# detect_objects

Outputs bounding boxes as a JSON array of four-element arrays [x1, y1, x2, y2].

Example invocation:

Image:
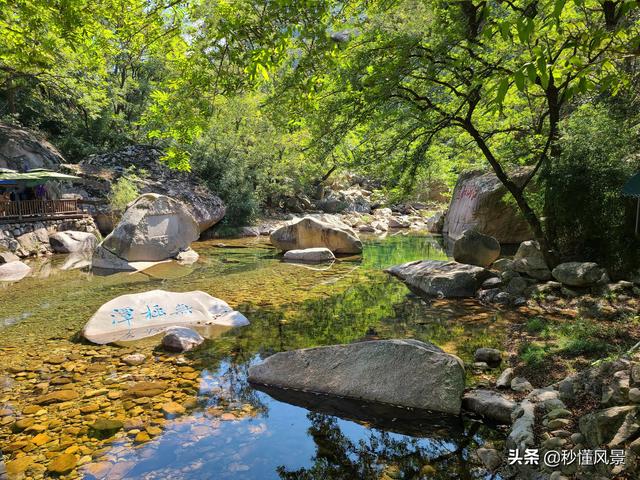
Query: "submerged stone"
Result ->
[[48, 453, 77, 474], [89, 418, 124, 439], [35, 390, 79, 405]]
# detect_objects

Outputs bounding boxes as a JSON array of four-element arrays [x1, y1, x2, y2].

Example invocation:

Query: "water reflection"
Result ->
[[106, 359, 503, 480], [1, 233, 508, 478]]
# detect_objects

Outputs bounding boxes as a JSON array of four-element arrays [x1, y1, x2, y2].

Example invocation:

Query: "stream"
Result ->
[[0, 233, 513, 479]]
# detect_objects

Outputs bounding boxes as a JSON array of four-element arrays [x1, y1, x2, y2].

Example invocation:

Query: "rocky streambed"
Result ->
[[0, 234, 519, 479], [1, 234, 638, 479]]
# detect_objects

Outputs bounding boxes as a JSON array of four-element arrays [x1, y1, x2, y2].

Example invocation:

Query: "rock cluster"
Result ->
[[499, 356, 640, 479], [474, 240, 627, 308], [0, 338, 259, 479], [62, 145, 226, 234], [0, 217, 98, 258]]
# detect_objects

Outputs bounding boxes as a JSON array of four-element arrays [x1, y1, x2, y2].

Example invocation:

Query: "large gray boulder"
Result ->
[[452, 229, 500, 268], [512, 240, 552, 280], [92, 194, 198, 269], [0, 123, 64, 171], [443, 169, 533, 243], [49, 231, 98, 253], [62, 145, 225, 233], [248, 339, 465, 414], [552, 262, 608, 287], [270, 216, 362, 254], [386, 259, 493, 298]]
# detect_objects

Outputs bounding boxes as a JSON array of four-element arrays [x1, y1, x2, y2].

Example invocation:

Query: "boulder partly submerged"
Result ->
[[386, 260, 493, 298], [283, 247, 335, 264], [49, 231, 98, 253], [270, 216, 362, 254], [248, 339, 465, 415], [92, 193, 199, 271], [82, 290, 249, 344]]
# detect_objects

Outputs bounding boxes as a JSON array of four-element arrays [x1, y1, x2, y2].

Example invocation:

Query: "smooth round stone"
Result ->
[[121, 354, 146, 366], [161, 328, 204, 353]]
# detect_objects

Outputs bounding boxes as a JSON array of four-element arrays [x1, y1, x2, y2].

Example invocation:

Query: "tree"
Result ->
[[255, 0, 638, 265]]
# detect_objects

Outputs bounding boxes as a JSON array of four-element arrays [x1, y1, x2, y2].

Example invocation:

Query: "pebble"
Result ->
[[48, 453, 77, 474], [161, 401, 186, 417], [122, 353, 147, 366]]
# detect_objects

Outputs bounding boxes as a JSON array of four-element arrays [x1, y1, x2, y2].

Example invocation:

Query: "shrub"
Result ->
[[108, 167, 141, 213], [543, 104, 640, 275]]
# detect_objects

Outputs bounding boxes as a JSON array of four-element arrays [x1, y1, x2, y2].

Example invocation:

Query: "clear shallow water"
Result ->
[[107, 360, 502, 480], [0, 233, 509, 479]]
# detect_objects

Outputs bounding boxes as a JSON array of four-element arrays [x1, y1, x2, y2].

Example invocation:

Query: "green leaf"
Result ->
[[514, 70, 525, 91], [256, 63, 269, 81], [526, 63, 538, 83], [495, 78, 509, 105], [553, 0, 567, 17]]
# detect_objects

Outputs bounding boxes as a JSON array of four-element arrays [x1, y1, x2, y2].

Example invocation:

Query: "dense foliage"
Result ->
[[2, 0, 640, 267]]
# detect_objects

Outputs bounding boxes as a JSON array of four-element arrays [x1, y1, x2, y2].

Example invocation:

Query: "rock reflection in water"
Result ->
[[106, 358, 502, 480]]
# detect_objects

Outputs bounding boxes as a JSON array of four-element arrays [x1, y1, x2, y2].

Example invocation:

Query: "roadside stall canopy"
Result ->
[[622, 172, 640, 234], [0, 168, 80, 187]]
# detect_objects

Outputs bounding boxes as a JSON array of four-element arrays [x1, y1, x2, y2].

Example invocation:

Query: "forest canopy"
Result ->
[[1, 0, 640, 268]]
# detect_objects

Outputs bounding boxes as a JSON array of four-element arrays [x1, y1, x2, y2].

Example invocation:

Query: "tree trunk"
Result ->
[[464, 122, 559, 267]]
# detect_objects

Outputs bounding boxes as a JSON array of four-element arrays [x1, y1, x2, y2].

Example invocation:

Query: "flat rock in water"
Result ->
[[248, 339, 465, 415], [0, 261, 31, 282], [49, 231, 98, 253], [385, 260, 493, 298], [283, 247, 335, 264], [82, 289, 249, 344], [462, 389, 516, 424]]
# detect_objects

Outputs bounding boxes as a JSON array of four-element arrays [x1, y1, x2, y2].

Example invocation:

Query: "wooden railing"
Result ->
[[0, 199, 81, 220]]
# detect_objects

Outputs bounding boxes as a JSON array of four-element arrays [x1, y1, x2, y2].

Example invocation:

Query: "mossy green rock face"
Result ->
[[89, 419, 124, 439], [248, 339, 465, 415]]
